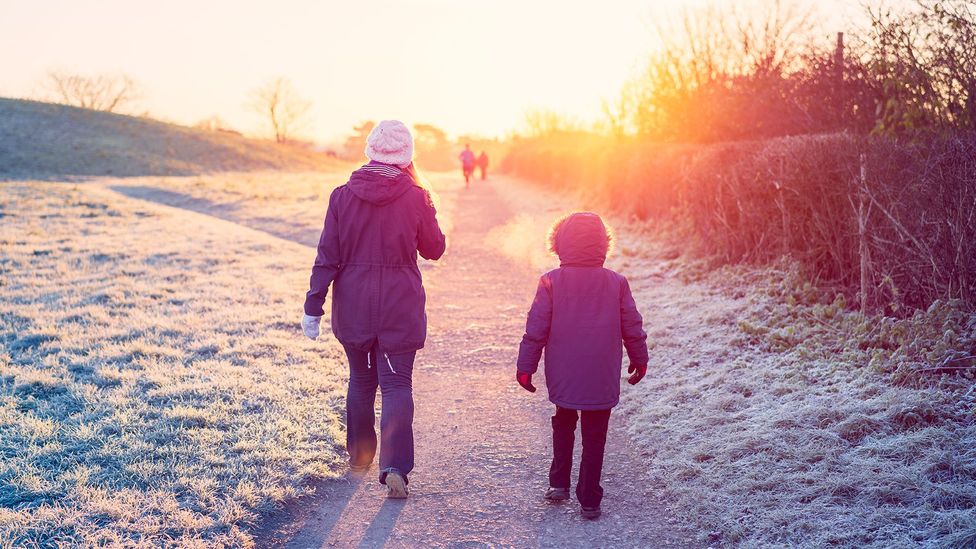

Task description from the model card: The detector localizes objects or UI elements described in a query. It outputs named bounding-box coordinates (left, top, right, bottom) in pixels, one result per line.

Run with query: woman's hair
left=404, top=162, right=440, bottom=210
left=547, top=212, right=614, bottom=258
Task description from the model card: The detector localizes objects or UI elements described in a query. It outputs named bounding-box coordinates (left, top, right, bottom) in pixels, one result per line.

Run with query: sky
left=0, top=0, right=869, bottom=144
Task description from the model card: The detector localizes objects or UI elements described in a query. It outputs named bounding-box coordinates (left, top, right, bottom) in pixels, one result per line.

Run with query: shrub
left=504, top=132, right=976, bottom=314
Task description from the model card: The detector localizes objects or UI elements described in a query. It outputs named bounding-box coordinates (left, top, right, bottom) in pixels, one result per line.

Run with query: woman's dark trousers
left=549, top=406, right=612, bottom=508
left=343, top=344, right=416, bottom=483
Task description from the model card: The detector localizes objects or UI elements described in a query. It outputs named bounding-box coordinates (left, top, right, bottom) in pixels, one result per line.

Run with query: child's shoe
left=544, top=487, right=570, bottom=501
left=581, top=506, right=601, bottom=520
left=385, top=470, right=408, bottom=499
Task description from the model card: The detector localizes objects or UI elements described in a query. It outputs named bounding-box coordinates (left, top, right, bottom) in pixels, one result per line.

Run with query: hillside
left=0, top=98, right=341, bottom=179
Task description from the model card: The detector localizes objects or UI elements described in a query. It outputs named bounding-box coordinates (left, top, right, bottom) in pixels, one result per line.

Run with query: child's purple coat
left=304, top=164, right=446, bottom=354
left=517, top=213, right=648, bottom=410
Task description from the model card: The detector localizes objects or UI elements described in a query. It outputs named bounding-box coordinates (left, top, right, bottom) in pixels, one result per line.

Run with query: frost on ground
left=616, top=258, right=976, bottom=547
left=0, top=182, right=348, bottom=546
left=491, top=177, right=976, bottom=548
left=103, top=171, right=350, bottom=247
left=2, top=170, right=972, bottom=547
left=103, top=168, right=457, bottom=248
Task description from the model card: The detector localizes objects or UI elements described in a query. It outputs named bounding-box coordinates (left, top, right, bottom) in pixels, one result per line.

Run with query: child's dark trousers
left=549, top=406, right=612, bottom=508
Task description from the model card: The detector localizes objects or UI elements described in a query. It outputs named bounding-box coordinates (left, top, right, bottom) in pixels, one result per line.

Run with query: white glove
left=301, top=314, right=322, bottom=340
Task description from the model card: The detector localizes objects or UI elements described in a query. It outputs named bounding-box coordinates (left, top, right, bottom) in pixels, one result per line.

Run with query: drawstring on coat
left=367, top=347, right=396, bottom=374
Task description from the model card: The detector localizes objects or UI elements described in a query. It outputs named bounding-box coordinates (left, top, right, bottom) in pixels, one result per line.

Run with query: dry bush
left=607, top=0, right=976, bottom=143
left=680, top=133, right=976, bottom=313
left=505, top=132, right=976, bottom=314
left=502, top=0, right=976, bottom=314
left=867, top=0, right=976, bottom=134
left=194, top=115, right=240, bottom=135
left=45, top=71, right=140, bottom=113
left=606, top=0, right=878, bottom=143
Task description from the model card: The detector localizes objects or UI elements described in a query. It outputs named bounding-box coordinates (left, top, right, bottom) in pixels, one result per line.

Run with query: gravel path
left=249, top=176, right=696, bottom=548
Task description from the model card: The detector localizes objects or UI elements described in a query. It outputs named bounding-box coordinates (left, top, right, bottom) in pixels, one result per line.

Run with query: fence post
left=775, top=156, right=789, bottom=255
left=858, top=153, right=870, bottom=314
left=835, top=32, right=845, bottom=127
left=834, top=33, right=845, bottom=80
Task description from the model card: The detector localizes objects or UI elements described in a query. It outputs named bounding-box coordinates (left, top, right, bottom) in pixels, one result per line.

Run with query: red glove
left=627, top=364, right=647, bottom=385
left=516, top=371, right=536, bottom=393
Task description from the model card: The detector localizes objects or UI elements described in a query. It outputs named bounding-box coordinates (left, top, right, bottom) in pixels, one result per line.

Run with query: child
left=515, top=212, right=648, bottom=520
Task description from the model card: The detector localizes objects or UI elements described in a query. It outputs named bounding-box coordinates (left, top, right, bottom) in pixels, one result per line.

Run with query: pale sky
left=0, top=0, right=868, bottom=144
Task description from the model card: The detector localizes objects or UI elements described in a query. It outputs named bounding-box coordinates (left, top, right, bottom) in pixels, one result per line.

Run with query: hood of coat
left=552, top=212, right=610, bottom=267
left=346, top=165, right=416, bottom=206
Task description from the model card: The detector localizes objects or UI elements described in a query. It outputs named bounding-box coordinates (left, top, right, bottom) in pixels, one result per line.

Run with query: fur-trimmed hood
left=549, top=212, right=612, bottom=267
left=517, top=210, right=646, bottom=410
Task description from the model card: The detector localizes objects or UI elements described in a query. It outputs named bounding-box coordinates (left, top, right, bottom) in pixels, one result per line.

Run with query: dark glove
left=516, top=371, right=536, bottom=393
left=627, top=363, right=647, bottom=385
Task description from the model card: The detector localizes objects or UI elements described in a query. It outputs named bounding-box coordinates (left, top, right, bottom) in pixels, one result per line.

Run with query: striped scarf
left=360, top=161, right=402, bottom=179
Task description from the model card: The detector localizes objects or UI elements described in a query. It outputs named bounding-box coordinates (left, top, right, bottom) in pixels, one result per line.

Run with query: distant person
left=302, top=119, right=446, bottom=499
left=477, top=151, right=489, bottom=180
left=459, top=144, right=476, bottom=188
left=515, top=212, right=648, bottom=520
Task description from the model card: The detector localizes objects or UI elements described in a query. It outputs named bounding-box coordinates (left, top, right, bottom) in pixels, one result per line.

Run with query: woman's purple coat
left=304, top=164, right=446, bottom=354
left=517, top=213, right=648, bottom=410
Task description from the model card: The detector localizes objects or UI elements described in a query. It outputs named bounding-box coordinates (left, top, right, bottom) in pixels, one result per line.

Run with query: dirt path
left=106, top=175, right=696, bottom=548
left=255, top=176, right=698, bottom=548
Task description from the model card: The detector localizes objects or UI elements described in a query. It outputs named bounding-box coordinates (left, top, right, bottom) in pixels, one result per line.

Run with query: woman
left=301, top=120, right=446, bottom=499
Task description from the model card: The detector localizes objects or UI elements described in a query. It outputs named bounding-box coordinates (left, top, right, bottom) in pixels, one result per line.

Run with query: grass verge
left=0, top=181, right=346, bottom=547
left=614, top=243, right=976, bottom=547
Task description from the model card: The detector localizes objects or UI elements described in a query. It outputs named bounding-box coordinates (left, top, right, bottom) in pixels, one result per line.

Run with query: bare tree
left=194, top=115, right=241, bottom=135
left=522, top=109, right=578, bottom=137
left=868, top=0, right=976, bottom=133
left=46, top=71, right=140, bottom=112
left=412, top=123, right=454, bottom=169
left=612, top=0, right=818, bottom=142
left=250, top=77, right=311, bottom=143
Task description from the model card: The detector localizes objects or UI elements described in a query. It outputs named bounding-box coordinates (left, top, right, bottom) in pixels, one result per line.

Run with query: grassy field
left=0, top=98, right=343, bottom=180
left=103, top=171, right=349, bottom=247
left=100, top=168, right=454, bottom=248
left=0, top=179, right=349, bottom=546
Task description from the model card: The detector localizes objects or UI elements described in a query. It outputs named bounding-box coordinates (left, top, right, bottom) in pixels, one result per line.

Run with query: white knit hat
left=365, top=120, right=414, bottom=167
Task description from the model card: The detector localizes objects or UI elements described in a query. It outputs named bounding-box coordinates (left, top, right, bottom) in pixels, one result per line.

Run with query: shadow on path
left=109, top=184, right=320, bottom=247
left=254, top=470, right=412, bottom=548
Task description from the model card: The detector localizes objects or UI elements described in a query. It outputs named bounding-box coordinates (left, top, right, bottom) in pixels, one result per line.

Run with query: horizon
left=0, top=0, right=872, bottom=145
